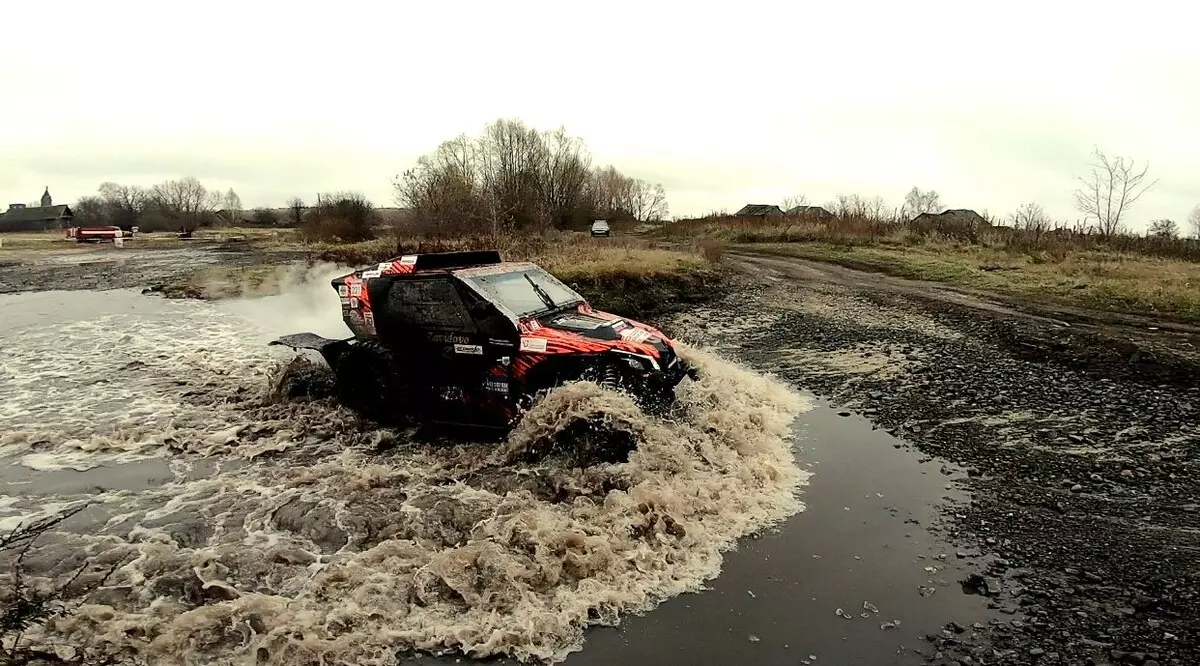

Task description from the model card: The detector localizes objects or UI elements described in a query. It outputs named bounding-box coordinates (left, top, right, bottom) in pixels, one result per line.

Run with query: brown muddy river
left=0, top=269, right=990, bottom=665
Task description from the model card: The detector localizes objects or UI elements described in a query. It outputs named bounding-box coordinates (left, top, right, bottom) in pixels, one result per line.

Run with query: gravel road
left=660, top=250, right=1200, bottom=666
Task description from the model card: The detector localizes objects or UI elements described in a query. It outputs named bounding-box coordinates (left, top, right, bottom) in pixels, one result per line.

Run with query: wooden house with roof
left=0, top=188, right=74, bottom=231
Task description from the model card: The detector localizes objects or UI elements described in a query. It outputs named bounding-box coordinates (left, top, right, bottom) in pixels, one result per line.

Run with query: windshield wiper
left=524, top=273, right=557, bottom=311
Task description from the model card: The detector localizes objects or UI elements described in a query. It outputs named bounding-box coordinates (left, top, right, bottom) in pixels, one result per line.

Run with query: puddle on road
left=556, top=402, right=992, bottom=665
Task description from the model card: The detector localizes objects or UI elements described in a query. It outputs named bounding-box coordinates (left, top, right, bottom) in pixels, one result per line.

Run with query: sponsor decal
left=610, top=320, right=628, bottom=330
left=520, top=337, right=548, bottom=353
left=454, top=344, right=483, bottom=355
left=337, top=285, right=348, bottom=297
left=618, top=327, right=653, bottom=343
left=488, top=338, right=516, bottom=347
left=429, top=332, right=471, bottom=345
left=483, top=378, right=509, bottom=393
left=339, top=295, right=350, bottom=305
left=399, top=255, right=418, bottom=265
left=350, top=283, right=362, bottom=297
left=362, top=269, right=381, bottom=279
left=349, top=297, right=359, bottom=309
left=363, top=311, right=375, bottom=334
left=525, top=319, right=542, bottom=331
left=377, top=262, right=393, bottom=273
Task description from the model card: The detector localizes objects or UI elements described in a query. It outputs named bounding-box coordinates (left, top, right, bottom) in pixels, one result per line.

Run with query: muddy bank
left=666, top=253, right=1199, bottom=666
left=0, top=239, right=311, bottom=295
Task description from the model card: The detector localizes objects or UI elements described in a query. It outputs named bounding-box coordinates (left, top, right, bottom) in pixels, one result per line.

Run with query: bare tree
left=393, top=118, right=671, bottom=233
left=215, top=188, right=242, bottom=227
left=1009, top=202, right=1051, bottom=233
left=862, top=195, right=894, bottom=222
left=1189, top=204, right=1200, bottom=239
left=146, top=177, right=221, bottom=232
left=781, top=194, right=809, bottom=211
left=541, top=126, right=594, bottom=227
left=150, top=177, right=218, bottom=216
left=287, top=197, right=307, bottom=227
left=71, top=196, right=108, bottom=226
left=901, top=186, right=943, bottom=218
left=1147, top=219, right=1179, bottom=238
left=97, top=181, right=148, bottom=227
left=1071, top=147, right=1157, bottom=238
left=627, top=181, right=669, bottom=222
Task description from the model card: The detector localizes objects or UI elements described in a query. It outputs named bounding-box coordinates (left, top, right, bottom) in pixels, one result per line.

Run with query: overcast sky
left=3, top=1, right=1197, bottom=229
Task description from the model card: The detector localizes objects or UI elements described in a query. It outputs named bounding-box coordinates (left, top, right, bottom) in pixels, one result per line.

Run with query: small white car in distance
left=591, top=220, right=610, bottom=237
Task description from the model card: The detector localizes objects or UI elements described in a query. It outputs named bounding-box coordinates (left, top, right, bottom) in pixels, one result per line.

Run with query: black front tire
left=332, top=342, right=408, bottom=424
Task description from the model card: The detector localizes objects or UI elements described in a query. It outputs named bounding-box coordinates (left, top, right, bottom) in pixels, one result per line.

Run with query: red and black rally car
left=270, top=251, right=697, bottom=428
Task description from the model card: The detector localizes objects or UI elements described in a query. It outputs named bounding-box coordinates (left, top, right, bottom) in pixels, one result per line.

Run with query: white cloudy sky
left=3, top=1, right=1197, bottom=229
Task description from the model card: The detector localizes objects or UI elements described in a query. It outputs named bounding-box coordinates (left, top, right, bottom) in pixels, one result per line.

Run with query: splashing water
left=0, top=268, right=812, bottom=665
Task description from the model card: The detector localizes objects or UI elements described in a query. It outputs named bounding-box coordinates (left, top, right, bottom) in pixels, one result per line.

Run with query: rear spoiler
left=410, top=251, right=502, bottom=271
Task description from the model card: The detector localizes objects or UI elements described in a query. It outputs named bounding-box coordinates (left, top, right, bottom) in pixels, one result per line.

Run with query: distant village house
left=734, top=204, right=785, bottom=218
left=786, top=205, right=835, bottom=221
left=909, top=208, right=989, bottom=231
left=0, top=188, right=74, bottom=232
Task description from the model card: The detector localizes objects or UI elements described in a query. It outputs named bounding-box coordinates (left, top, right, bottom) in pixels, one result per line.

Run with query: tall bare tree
left=148, top=177, right=221, bottom=231
left=216, top=188, right=242, bottom=226
left=1071, top=147, right=1157, bottom=238
left=627, top=181, right=669, bottom=222
left=97, top=181, right=148, bottom=227
left=541, top=126, right=594, bottom=227
left=901, top=186, right=943, bottom=218
left=1189, top=204, right=1200, bottom=239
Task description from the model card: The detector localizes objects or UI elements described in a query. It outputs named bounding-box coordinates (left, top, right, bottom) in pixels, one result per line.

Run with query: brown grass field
left=653, top=216, right=1200, bottom=322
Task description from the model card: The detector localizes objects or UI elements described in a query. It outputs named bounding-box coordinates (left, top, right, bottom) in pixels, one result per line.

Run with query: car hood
left=535, top=310, right=675, bottom=357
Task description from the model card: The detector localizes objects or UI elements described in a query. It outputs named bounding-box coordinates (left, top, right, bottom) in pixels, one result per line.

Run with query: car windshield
left=462, top=267, right=584, bottom=316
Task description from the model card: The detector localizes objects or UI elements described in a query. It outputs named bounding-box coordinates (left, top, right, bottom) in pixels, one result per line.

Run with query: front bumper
left=642, top=354, right=696, bottom=393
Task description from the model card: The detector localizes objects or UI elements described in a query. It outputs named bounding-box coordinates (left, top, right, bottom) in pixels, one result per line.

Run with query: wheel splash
left=0, top=285, right=813, bottom=666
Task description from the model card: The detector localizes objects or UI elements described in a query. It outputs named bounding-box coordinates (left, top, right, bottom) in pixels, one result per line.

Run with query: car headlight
left=616, top=351, right=659, bottom=372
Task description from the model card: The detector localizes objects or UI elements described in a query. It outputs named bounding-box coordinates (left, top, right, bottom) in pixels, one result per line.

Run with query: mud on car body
left=271, top=251, right=697, bottom=428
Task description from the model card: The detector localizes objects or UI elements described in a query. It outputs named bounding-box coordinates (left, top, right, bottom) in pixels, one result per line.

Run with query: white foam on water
left=0, top=267, right=812, bottom=665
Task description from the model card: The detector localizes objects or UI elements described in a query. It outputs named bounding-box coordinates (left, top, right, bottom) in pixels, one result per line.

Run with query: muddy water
left=400, top=406, right=994, bottom=665
left=0, top=278, right=813, bottom=665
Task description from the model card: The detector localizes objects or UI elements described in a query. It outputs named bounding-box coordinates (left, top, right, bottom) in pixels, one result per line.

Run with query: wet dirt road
left=664, top=251, right=1199, bottom=666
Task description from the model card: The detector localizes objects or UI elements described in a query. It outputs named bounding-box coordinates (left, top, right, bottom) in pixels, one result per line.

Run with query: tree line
left=776, top=148, right=1199, bottom=241
left=70, top=178, right=381, bottom=241
left=392, top=118, right=668, bottom=234
left=73, top=178, right=244, bottom=233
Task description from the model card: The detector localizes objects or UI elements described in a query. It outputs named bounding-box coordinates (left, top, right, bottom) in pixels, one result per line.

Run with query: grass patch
left=752, top=242, right=1200, bottom=321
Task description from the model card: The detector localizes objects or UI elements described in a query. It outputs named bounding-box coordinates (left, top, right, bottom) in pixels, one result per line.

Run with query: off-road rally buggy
left=271, top=251, right=697, bottom=429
